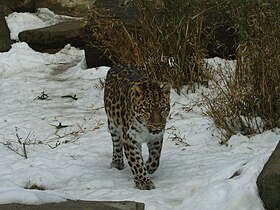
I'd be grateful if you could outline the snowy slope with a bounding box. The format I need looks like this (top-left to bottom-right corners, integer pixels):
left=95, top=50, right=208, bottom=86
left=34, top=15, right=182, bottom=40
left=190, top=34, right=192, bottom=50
left=0, top=9, right=279, bottom=210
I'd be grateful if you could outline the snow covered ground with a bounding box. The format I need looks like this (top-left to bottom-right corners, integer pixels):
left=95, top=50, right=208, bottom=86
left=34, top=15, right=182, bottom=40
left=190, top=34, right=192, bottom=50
left=0, top=9, right=279, bottom=210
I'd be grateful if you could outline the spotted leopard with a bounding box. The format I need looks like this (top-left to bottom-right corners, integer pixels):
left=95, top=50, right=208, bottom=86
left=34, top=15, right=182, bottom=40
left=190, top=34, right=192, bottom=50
left=104, top=65, right=171, bottom=190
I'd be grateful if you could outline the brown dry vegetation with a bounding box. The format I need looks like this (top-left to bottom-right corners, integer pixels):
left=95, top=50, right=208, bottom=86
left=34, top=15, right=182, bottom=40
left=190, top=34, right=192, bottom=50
left=205, top=1, right=280, bottom=139
left=85, top=0, right=280, bottom=139
left=85, top=0, right=221, bottom=92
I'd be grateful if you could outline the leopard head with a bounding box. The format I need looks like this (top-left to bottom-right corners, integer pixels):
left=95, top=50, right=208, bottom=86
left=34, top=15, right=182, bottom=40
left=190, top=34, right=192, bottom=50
left=131, top=81, right=171, bottom=133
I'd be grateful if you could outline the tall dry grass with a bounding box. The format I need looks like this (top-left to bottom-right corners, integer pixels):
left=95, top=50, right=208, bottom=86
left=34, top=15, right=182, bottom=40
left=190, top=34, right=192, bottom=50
left=85, top=0, right=280, bottom=139
left=205, top=1, right=280, bottom=139
left=85, top=0, right=216, bottom=92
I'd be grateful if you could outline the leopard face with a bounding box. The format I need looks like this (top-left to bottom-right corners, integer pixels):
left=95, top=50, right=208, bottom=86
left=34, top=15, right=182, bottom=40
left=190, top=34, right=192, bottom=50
left=131, top=82, right=170, bottom=133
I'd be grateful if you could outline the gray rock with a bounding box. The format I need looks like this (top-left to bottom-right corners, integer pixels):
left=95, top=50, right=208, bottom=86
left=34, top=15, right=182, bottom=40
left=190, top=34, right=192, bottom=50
left=85, top=48, right=114, bottom=68
left=0, top=0, right=35, bottom=15
left=0, top=8, right=12, bottom=52
left=0, top=200, right=145, bottom=210
left=257, top=141, right=280, bottom=210
left=18, top=19, right=87, bottom=52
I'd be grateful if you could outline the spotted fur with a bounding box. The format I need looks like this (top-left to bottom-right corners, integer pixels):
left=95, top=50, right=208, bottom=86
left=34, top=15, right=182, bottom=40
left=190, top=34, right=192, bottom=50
left=104, top=65, right=171, bottom=190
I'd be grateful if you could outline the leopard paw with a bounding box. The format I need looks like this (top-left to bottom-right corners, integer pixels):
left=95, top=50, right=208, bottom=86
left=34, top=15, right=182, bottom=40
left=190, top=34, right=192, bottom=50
left=146, top=161, right=159, bottom=174
left=110, top=160, right=124, bottom=170
left=135, top=178, right=155, bottom=190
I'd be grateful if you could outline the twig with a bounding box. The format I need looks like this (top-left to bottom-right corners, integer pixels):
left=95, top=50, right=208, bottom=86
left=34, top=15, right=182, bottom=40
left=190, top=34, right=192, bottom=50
left=61, top=95, right=78, bottom=101
left=91, top=106, right=104, bottom=111
left=167, top=126, right=190, bottom=148
left=34, top=90, right=49, bottom=100
left=22, top=142, right=27, bottom=159
left=49, top=122, right=69, bottom=129
left=16, top=131, right=31, bottom=159
left=0, top=141, right=25, bottom=158
left=16, top=133, right=22, bottom=144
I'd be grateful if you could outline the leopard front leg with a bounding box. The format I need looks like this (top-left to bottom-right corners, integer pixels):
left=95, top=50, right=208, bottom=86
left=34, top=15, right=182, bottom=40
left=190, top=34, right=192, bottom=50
left=108, top=119, right=124, bottom=170
left=123, top=137, right=155, bottom=190
left=146, top=137, right=163, bottom=174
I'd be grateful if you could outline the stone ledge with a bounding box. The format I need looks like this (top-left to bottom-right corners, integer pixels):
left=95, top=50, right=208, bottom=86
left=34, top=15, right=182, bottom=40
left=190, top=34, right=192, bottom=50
left=0, top=200, right=145, bottom=210
left=18, top=19, right=87, bottom=52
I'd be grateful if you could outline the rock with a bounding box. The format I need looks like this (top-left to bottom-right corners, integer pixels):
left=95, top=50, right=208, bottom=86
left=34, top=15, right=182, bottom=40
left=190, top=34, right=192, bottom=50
left=205, top=25, right=237, bottom=60
left=0, top=8, right=12, bottom=52
left=0, top=0, right=92, bottom=52
left=0, top=0, right=92, bottom=17
left=257, top=141, right=280, bottom=210
left=0, top=0, right=36, bottom=15
left=18, top=19, right=87, bottom=52
left=0, top=200, right=145, bottom=210
left=95, top=0, right=139, bottom=24
left=35, top=0, right=93, bottom=17
left=85, top=48, right=114, bottom=68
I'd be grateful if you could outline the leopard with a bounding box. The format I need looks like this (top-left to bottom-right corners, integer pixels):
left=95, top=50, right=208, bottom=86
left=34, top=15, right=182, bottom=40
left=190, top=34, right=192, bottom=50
left=104, top=65, right=171, bottom=190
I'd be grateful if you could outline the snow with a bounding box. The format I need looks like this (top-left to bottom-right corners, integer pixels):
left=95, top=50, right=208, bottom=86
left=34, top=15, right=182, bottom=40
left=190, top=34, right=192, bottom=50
left=1, top=9, right=279, bottom=210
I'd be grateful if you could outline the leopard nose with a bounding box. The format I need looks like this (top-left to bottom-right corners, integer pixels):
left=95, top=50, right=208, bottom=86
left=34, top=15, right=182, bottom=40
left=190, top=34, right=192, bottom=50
left=149, top=110, right=164, bottom=121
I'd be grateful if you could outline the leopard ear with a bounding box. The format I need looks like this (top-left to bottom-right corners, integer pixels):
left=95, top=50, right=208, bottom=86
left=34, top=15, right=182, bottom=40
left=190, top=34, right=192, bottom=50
left=161, top=83, right=171, bottom=95
left=132, top=83, right=143, bottom=97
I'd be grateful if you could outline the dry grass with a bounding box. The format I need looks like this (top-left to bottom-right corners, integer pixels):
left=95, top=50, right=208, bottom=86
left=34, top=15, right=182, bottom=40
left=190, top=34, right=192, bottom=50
left=85, top=0, right=279, bottom=139
left=85, top=0, right=216, bottom=92
left=205, top=1, right=280, bottom=139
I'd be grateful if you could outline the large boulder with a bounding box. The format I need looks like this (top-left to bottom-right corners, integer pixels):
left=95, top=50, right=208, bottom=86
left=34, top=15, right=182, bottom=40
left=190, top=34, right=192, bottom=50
left=0, top=8, right=12, bottom=52
left=18, top=19, right=87, bottom=52
left=257, top=141, right=280, bottom=210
